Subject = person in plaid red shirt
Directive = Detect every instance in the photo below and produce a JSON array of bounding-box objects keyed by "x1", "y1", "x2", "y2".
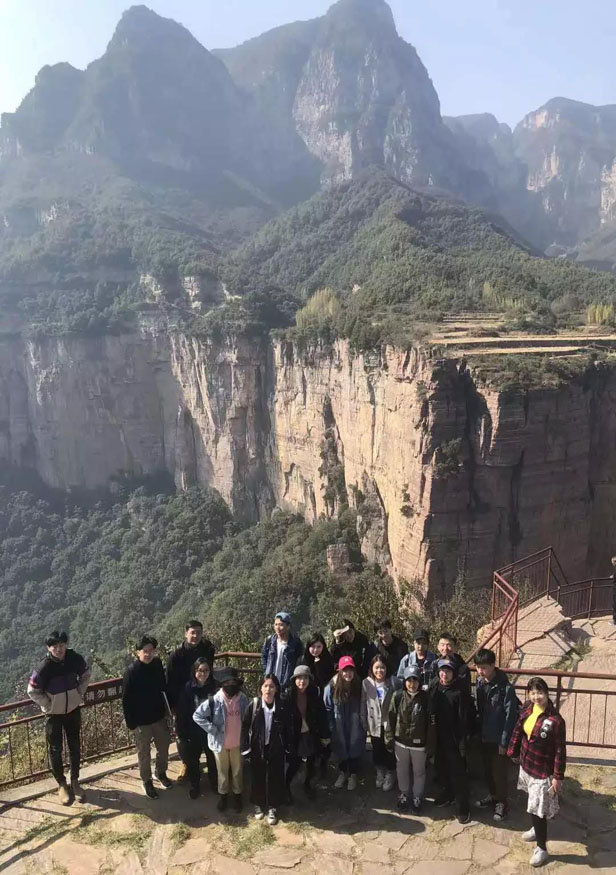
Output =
[{"x1": 507, "y1": 677, "x2": 566, "y2": 868}]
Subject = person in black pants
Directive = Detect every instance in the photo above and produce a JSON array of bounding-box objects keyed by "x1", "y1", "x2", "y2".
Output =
[
  {"x1": 27, "y1": 631, "x2": 91, "y2": 805},
  {"x1": 282, "y1": 664, "x2": 329, "y2": 800},
  {"x1": 430, "y1": 657, "x2": 476, "y2": 823},
  {"x1": 175, "y1": 658, "x2": 218, "y2": 799}
]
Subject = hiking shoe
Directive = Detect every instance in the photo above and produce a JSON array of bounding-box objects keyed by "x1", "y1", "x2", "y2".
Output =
[
  {"x1": 412, "y1": 796, "x2": 422, "y2": 813},
  {"x1": 189, "y1": 786, "x2": 200, "y2": 800},
  {"x1": 522, "y1": 827, "x2": 536, "y2": 842},
  {"x1": 474, "y1": 794, "x2": 495, "y2": 809},
  {"x1": 434, "y1": 792, "x2": 455, "y2": 808},
  {"x1": 375, "y1": 768, "x2": 385, "y2": 789},
  {"x1": 71, "y1": 779, "x2": 85, "y2": 803},
  {"x1": 57, "y1": 782, "x2": 71, "y2": 806},
  {"x1": 143, "y1": 780, "x2": 159, "y2": 799},
  {"x1": 493, "y1": 802, "x2": 507, "y2": 821},
  {"x1": 397, "y1": 793, "x2": 410, "y2": 812},
  {"x1": 347, "y1": 774, "x2": 358, "y2": 791},
  {"x1": 176, "y1": 762, "x2": 189, "y2": 783},
  {"x1": 334, "y1": 772, "x2": 347, "y2": 789},
  {"x1": 382, "y1": 771, "x2": 396, "y2": 792},
  {"x1": 232, "y1": 793, "x2": 243, "y2": 812},
  {"x1": 267, "y1": 808, "x2": 278, "y2": 826},
  {"x1": 217, "y1": 794, "x2": 228, "y2": 812},
  {"x1": 254, "y1": 806, "x2": 265, "y2": 820},
  {"x1": 530, "y1": 847, "x2": 549, "y2": 867},
  {"x1": 156, "y1": 772, "x2": 173, "y2": 789},
  {"x1": 457, "y1": 811, "x2": 471, "y2": 824}
]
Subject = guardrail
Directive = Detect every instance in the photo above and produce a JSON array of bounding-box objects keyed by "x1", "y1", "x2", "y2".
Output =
[
  {"x1": 556, "y1": 577, "x2": 613, "y2": 620},
  {"x1": 0, "y1": 652, "x2": 261, "y2": 789},
  {"x1": 495, "y1": 546, "x2": 569, "y2": 611}
]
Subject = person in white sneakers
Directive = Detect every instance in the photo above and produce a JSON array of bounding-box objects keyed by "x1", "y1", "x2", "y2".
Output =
[
  {"x1": 507, "y1": 677, "x2": 566, "y2": 868},
  {"x1": 361, "y1": 655, "x2": 399, "y2": 792},
  {"x1": 324, "y1": 656, "x2": 365, "y2": 790}
]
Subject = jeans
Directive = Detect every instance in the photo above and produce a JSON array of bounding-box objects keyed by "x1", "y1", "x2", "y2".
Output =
[
  {"x1": 133, "y1": 718, "x2": 170, "y2": 783},
  {"x1": 177, "y1": 735, "x2": 218, "y2": 790},
  {"x1": 481, "y1": 741, "x2": 509, "y2": 804},
  {"x1": 46, "y1": 709, "x2": 81, "y2": 784},
  {"x1": 214, "y1": 746, "x2": 243, "y2": 795},
  {"x1": 395, "y1": 742, "x2": 426, "y2": 799}
]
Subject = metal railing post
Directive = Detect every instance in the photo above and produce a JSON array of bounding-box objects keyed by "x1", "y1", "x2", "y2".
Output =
[{"x1": 555, "y1": 673, "x2": 562, "y2": 710}]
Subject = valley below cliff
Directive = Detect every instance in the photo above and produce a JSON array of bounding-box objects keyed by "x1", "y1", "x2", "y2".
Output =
[{"x1": 2, "y1": 317, "x2": 614, "y2": 594}]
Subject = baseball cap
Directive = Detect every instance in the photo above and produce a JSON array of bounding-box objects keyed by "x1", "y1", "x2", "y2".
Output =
[
  {"x1": 337, "y1": 656, "x2": 356, "y2": 671},
  {"x1": 437, "y1": 658, "x2": 456, "y2": 670},
  {"x1": 403, "y1": 665, "x2": 421, "y2": 680}
]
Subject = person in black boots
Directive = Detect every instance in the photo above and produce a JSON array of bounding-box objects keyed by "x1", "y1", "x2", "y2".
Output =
[
  {"x1": 167, "y1": 620, "x2": 215, "y2": 783},
  {"x1": 430, "y1": 657, "x2": 475, "y2": 823},
  {"x1": 242, "y1": 674, "x2": 291, "y2": 826},
  {"x1": 122, "y1": 635, "x2": 172, "y2": 799},
  {"x1": 330, "y1": 619, "x2": 373, "y2": 678},
  {"x1": 283, "y1": 664, "x2": 329, "y2": 801},
  {"x1": 175, "y1": 658, "x2": 218, "y2": 799},
  {"x1": 28, "y1": 631, "x2": 91, "y2": 805},
  {"x1": 373, "y1": 618, "x2": 408, "y2": 679}
]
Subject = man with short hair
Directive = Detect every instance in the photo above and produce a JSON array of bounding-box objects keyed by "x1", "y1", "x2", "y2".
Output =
[
  {"x1": 431, "y1": 632, "x2": 471, "y2": 695},
  {"x1": 261, "y1": 611, "x2": 303, "y2": 686},
  {"x1": 330, "y1": 619, "x2": 372, "y2": 678},
  {"x1": 474, "y1": 647, "x2": 519, "y2": 821},
  {"x1": 396, "y1": 629, "x2": 436, "y2": 687},
  {"x1": 122, "y1": 635, "x2": 172, "y2": 798},
  {"x1": 28, "y1": 631, "x2": 91, "y2": 805},
  {"x1": 373, "y1": 618, "x2": 408, "y2": 678}
]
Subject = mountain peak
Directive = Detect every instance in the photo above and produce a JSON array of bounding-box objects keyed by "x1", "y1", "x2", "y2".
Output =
[
  {"x1": 324, "y1": 0, "x2": 397, "y2": 35},
  {"x1": 109, "y1": 5, "x2": 199, "y2": 52}
]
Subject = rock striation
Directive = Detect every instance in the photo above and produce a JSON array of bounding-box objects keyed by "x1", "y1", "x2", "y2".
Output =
[{"x1": 1, "y1": 323, "x2": 615, "y2": 595}]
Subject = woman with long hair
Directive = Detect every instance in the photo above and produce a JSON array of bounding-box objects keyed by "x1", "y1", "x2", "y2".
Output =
[
  {"x1": 507, "y1": 677, "x2": 566, "y2": 868},
  {"x1": 282, "y1": 664, "x2": 329, "y2": 800},
  {"x1": 361, "y1": 654, "x2": 399, "y2": 791},
  {"x1": 323, "y1": 656, "x2": 365, "y2": 790},
  {"x1": 302, "y1": 633, "x2": 335, "y2": 695},
  {"x1": 241, "y1": 674, "x2": 291, "y2": 826},
  {"x1": 175, "y1": 658, "x2": 218, "y2": 798}
]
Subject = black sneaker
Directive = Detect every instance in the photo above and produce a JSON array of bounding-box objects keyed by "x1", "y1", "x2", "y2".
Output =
[
  {"x1": 474, "y1": 794, "x2": 495, "y2": 809},
  {"x1": 434, "y1": 793, "x2": 455, "y2": 808},
  {"x1": 457, "y1": 811, "x2": 471, "y2": 824},
  {"x1": 217, "y1": 794, "x2": 228, "y2": 812},
  {"x1": 156, "y1": 772, "x2": 173, "y2": 789},
  {"x1": 189, "y1": 786, "x2": 200, "y2": 800},
  {"x1": 232, "y1": 793, "x2": 243, "y2": 812},
  {"x1": 143, "y1": 780, "x2": 159, "y2": 799},
  {"x1": 397, "y1": 793, "x2": 410, "y2": 811}
]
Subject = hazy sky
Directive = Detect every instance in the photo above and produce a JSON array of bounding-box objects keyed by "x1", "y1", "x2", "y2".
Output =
[{"x1": 1, "y1": 0, "x2": 615, "y2": 127}]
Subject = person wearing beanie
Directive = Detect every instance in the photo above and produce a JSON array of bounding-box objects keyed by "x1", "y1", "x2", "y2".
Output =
[
  {"x1": 28, "y1": 631, "x2": 91, "y2": 805},
  {"x1": 385, "y1": 665, "x2": 433, "y2": 813},
  {"x1": 282, "y1": 664, "x2": 330, "y2": 800},
  {"x1": 193, "y1": 666, "x2": 249, "y2": 813},
  {"x1": 323, "y1": 656, "x2": 365, "y2": 790},
  {"x1": 396, "y1": 629, "x2": 437, "y2": 688},
  {"x1": 122, "y1": 635, "x2": 172, "y2": 799},
  {"x1": 361, "y1": 654, "x2": 400, "y2": 792},
  {"x1": 429, "y1": 657, "x2": 476, "y2": 823},
  {"x1": 330, "y1": 619, "x2": 373, "y2": 679},
  {"x1": 261, "y1": 611, "x2": 303, "y2": 687}
]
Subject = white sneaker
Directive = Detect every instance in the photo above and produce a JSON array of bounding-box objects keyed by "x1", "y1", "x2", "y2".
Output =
[
  {"x1": 334, "y1": 772, "x2": 347, "y2": 789},
  {"x1": 375, "y1": 768, "x2": 385, "y2": 789},
  {"x1": 347, "y1": 774, "x2": 358, "y2": 791},
  {"x1": 267, "y1": 808, "x2": 278, "y2": 826},
  {"x1": 382, "y1": 771, "x2": 396, "y2": 792},
  {"x1": 522, "y1": 827, "x2": 536, "y2": 842},
  {"x1": 530, "y1": 847, "x2": 549, "y2": 867},
  {"x1": 254, "y1": 806, "x2": 264, "y2": 820}
]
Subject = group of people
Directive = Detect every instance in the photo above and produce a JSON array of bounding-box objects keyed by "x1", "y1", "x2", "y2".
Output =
[{"x1": 27, "y1": 613, "x2": 567, "y2": 868}]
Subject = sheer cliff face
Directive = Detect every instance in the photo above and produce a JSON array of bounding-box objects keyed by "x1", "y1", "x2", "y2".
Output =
[{"x1": 2, "y1": 327, "x2": 615, "y2": 593}]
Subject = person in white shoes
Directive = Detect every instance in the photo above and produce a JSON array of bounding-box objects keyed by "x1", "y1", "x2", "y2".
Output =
[
  {"x1": 385, "y1": 665, "x2": 432, "y2": 813},
  {"x1": 361, "y1": 655, "x2": 399, "y2": 792},
  {"x1": 324, "y1": 656, "x2": 365, "y2": 790},
  {"x1": 507, "y1": 677, "x2": 567, "y2": 868}
]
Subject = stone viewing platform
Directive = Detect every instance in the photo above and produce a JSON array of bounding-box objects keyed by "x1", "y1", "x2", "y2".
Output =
[{"x1": 0, "y1": 754, "x2": 614, "y2": 874}]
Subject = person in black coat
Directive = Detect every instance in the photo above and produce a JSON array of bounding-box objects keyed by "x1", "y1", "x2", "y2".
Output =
[
  {"x1": 282, "y1": 664, "x2": 330, "y2": 799},
  {"x1": 166, "y1": 621, "x2": 215, "y2": 708},
  {"x1": 373, "y1": 618, "x2": 408, "y2": 678},
  {"x1": 241, "y1": 674, "x2": 291, "y2": 826},
  {"x1": 175, "y1": 658, "x2": 218, "y2": 799},
  {"x1": 430, "y1": 632, "x2": 472, "y2": 696},
  {"x1": 302, "y1": 634, "x2": 335, "y2": 695},
  {"x1": 330, "y1": 619, "x2": 373, "y2": 678}
]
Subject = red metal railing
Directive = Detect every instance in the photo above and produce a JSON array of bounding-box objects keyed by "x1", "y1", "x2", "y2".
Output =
[
  {"x1": 556, "y1": 578, "x2": 613, "y2": 620},
  {"x1": 0, "y1": 652, "x2": 261, "y2": 789},
  {"x1": 495, "y1": 546, "x2": 569, "y2": 610}
]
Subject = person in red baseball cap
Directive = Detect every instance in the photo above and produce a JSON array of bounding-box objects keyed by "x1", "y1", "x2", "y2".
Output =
[{"x1": 323, "y1": 655, "x2": 365, "y2": 790}]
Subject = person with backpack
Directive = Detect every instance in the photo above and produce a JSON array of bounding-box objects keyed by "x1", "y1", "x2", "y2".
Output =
[
  {"x1": 122, "y1": 635, "x2": 172, "y2": 799},
  {"x1": 175, "y1": 657, "x2": 218, "y2": 799},
  {"x1": 361, "y1": 654, "x2": 399, "y2": 792},
  {"x1": 27, "y1": 631, "x2": 91, "y2": 805},
  {"x1": 283, "y1": 664, "x2": 329, "y2": 800},
  {"x1": 261, "y1": 611, "x2": 303, "y2": 687},
  {"x1": 430, "y1": 657, "x2": 475, "y2": 823},
  {"x1": 396, "y1": 629, "x2": 436, "y2": 688},
  {"x1": 507, "y1": 677, "x2": 566, "y2": 868},
  {"x1": 242, "y1": 674, "x2": 291, "y2": 825},
  {"x1": 373, "y1": 618, "x2": 408, "y2": 679},
  {"x1": 330, "y1": 619, "x2": 372, "y2": 678},
  {"x1": 385, "y1": 665, "x2": 433, "y2": 813},
  {"x1": 193, "y1": 666, "x2": 249, "y2": 812},
  {"x1": 474, "y1": 647, "x2": 519, "y2": 821},
  {"x1": 324, "y1": 656, "x2": 365, "y2": 789}
]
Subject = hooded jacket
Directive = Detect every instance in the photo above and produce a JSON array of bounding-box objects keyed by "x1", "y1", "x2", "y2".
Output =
[
  {"x1": 27, "y1": 649, "x2": 90, "y2": 716},
  {"x1": 476, "y1": 667, "x2": 519, "y2": 748}
]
